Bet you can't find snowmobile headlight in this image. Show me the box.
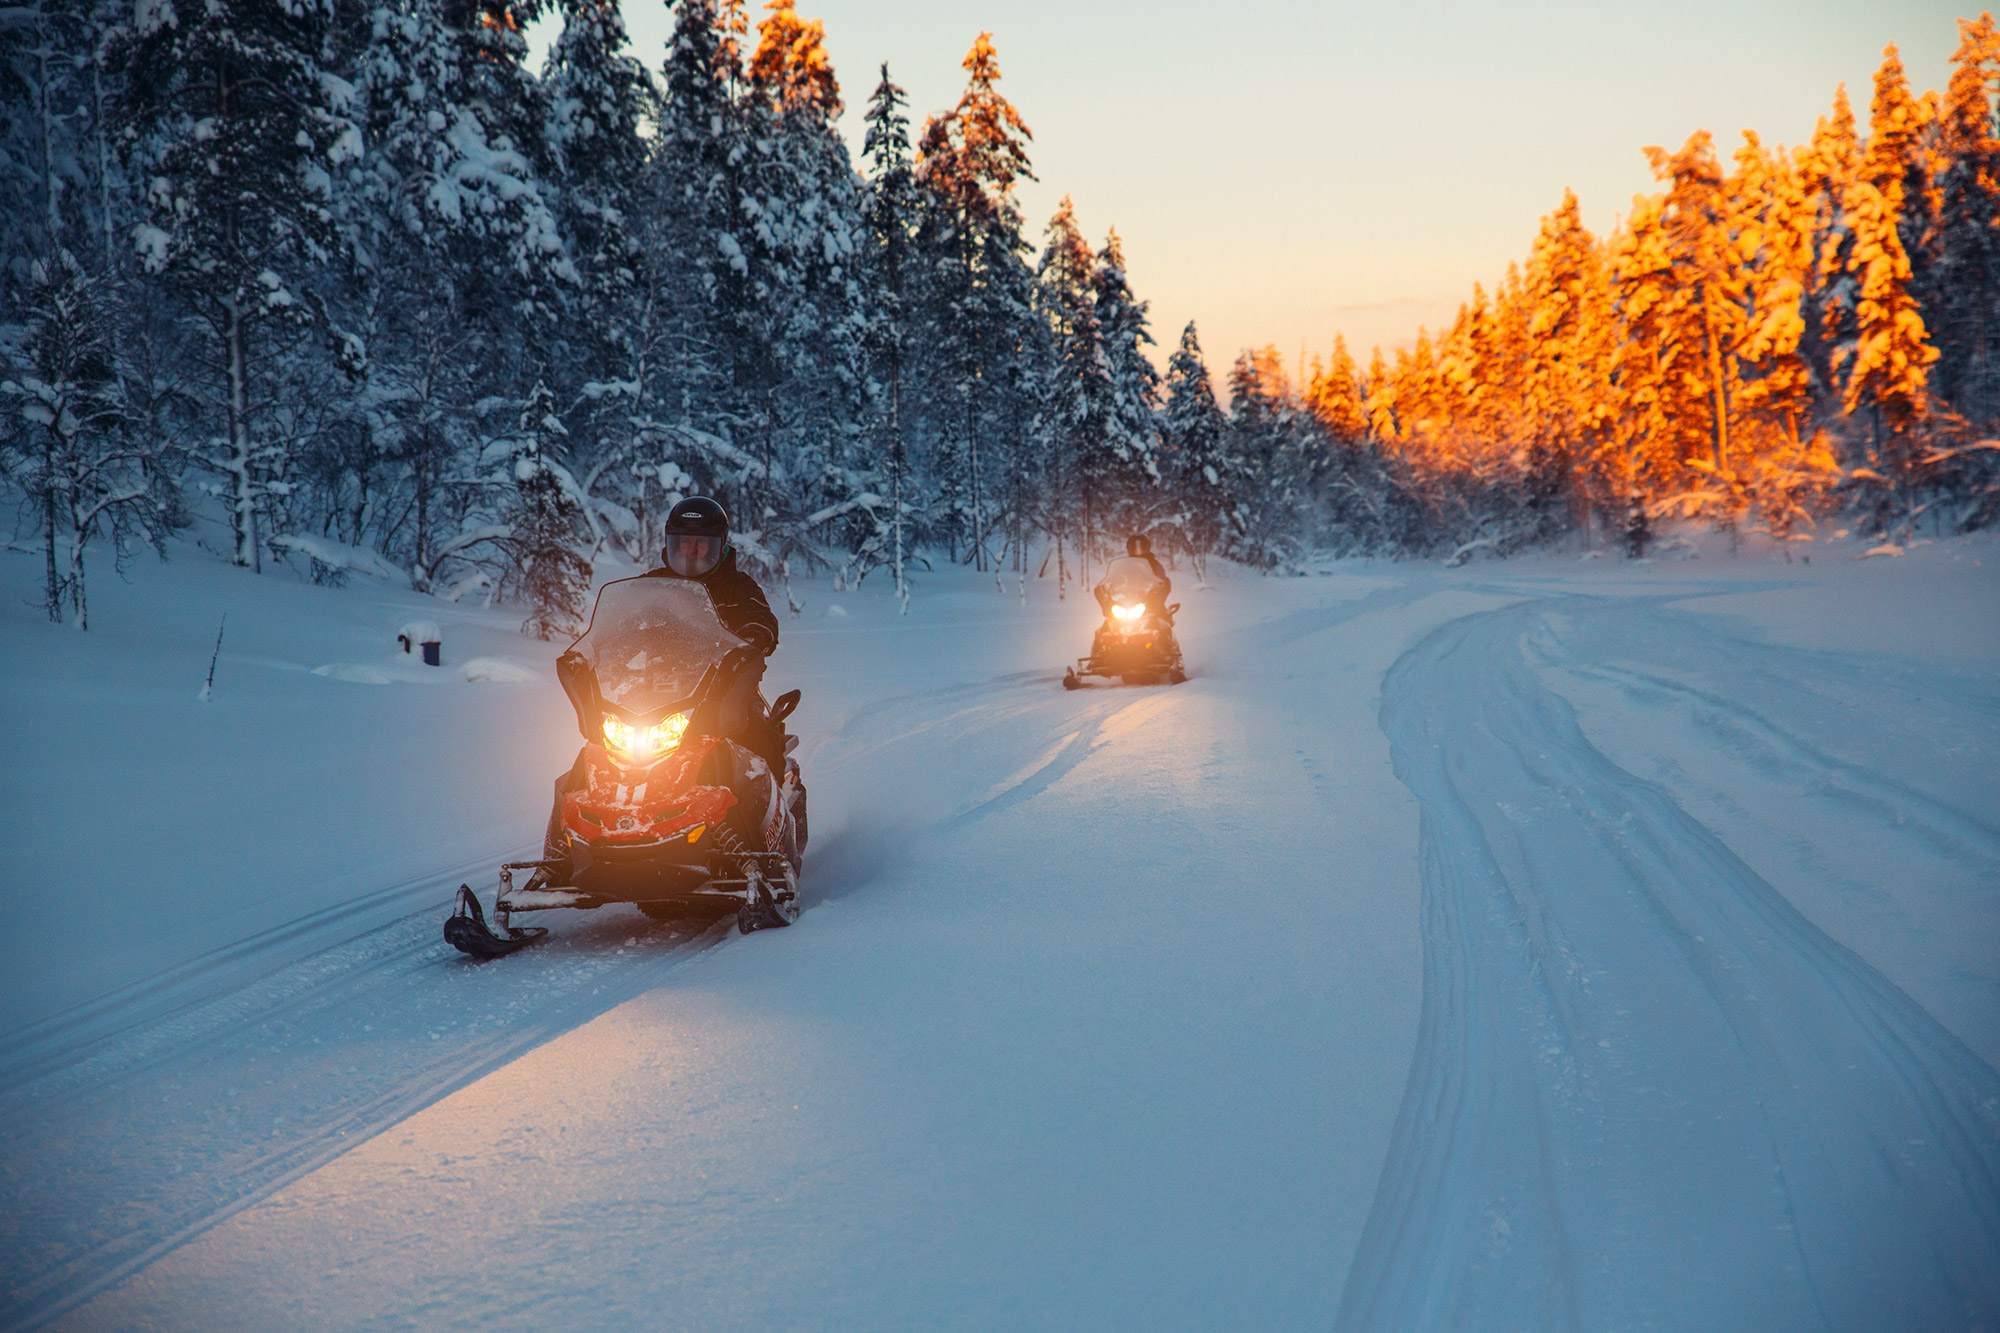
[653,710,690,753]
[1111,603,1144,621]
[602,711,690,765]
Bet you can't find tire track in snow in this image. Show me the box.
[0,655,1152,1330]
[1340,597,2000,1332]
[1561,656,2000,866]
[0,892,732,1330]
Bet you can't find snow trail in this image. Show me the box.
[0,884,729,1328]
[1342,595,2000,1331]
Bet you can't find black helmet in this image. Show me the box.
[1126,533,1153,558]
[662,496,729,578]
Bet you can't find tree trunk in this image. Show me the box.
[226,288,257,570]
[43,427,61,622]
[1701,287,1729,473]
[889,353,906,613]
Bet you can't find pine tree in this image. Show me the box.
[1092,229,1162,535]
[1841,176,1939,532]
[1159,320,1237,578]
[1643,132,1752,526]
[117,0,352,569]
[1305,334,1369,442]
[1518,189,1607,538]
[861,63,917,606]
[510,382,592,638]
[1730,132,1838,536]
[1863,44,1937,285]
[1035,196,1103,572]
[543,0,652,366]
[1928,14,2000,419]
[1799,85,1862,401]
[915,32,1038,575]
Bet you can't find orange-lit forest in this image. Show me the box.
[1236,15,2000,558]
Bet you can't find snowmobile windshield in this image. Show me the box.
[1096,557,1165,606]
[568,576,745,714]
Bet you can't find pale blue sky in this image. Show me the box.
[534,0,1976,375]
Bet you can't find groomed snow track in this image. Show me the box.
[0,878,732,1329]
[1340,595,2000,1331]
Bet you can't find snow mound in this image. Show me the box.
[312,663,396,685]
[270,534,404,581]
[1860,543,1904,559]
[462,657,536,683]
[825,603,848,618]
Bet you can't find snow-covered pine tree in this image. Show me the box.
[509,381,592,638]
[1862,44,1937,310]
[336,0,567,591]
[116,0,353,570]
[1642,133,1753,529]
[736,0,868,584]
[1227,344,1300,566]
[1092,229,1163,541]
[1798,85,1862,405]
[1519,189,1606,539]
[914,32,1038,575]
[1841,176,1939,536]
[1158,320,1238,581]
[1729,131,1839,537]
[859,62,918,606]
[1034,196,1107,578]
[649,0,750,482]
[543,0,652,371]
[1927,14,2000,422]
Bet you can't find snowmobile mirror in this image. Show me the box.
[1167,603,1181,618]
[770,689,801,724]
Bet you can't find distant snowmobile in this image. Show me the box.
[446,575,807,958]
[1063,553,1187,689]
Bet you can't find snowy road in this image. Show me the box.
[1344,594,2000,1330]
[3,541,1996,1329]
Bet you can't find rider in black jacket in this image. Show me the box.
[645,498,780,654]
[1097,533,1171,621]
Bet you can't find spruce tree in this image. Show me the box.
[510,382,592,638]
[1093,228,1163,536]
[1159,320,1236,580]
[1927,15,2000,420]
[861,62,917,607]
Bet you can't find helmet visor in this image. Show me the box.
[664,533,723,578]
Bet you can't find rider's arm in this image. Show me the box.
[714,568,780,655]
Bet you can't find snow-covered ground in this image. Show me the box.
[2,531,1995,1330]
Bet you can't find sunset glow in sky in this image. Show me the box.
[537,0,1972,375]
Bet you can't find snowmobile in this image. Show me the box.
[1063,555,1187,689]
[445,575,806,959]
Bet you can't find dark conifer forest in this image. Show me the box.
[3,1,1997,631]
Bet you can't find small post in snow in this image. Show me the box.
[198,613,226,703]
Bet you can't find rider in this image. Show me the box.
[1097,533,1172,622]
[645,496,780,654]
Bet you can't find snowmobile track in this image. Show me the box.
[0,879,734,1330]
[1340,596,2000,1332]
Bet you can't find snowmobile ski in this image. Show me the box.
[444,883,547,959]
